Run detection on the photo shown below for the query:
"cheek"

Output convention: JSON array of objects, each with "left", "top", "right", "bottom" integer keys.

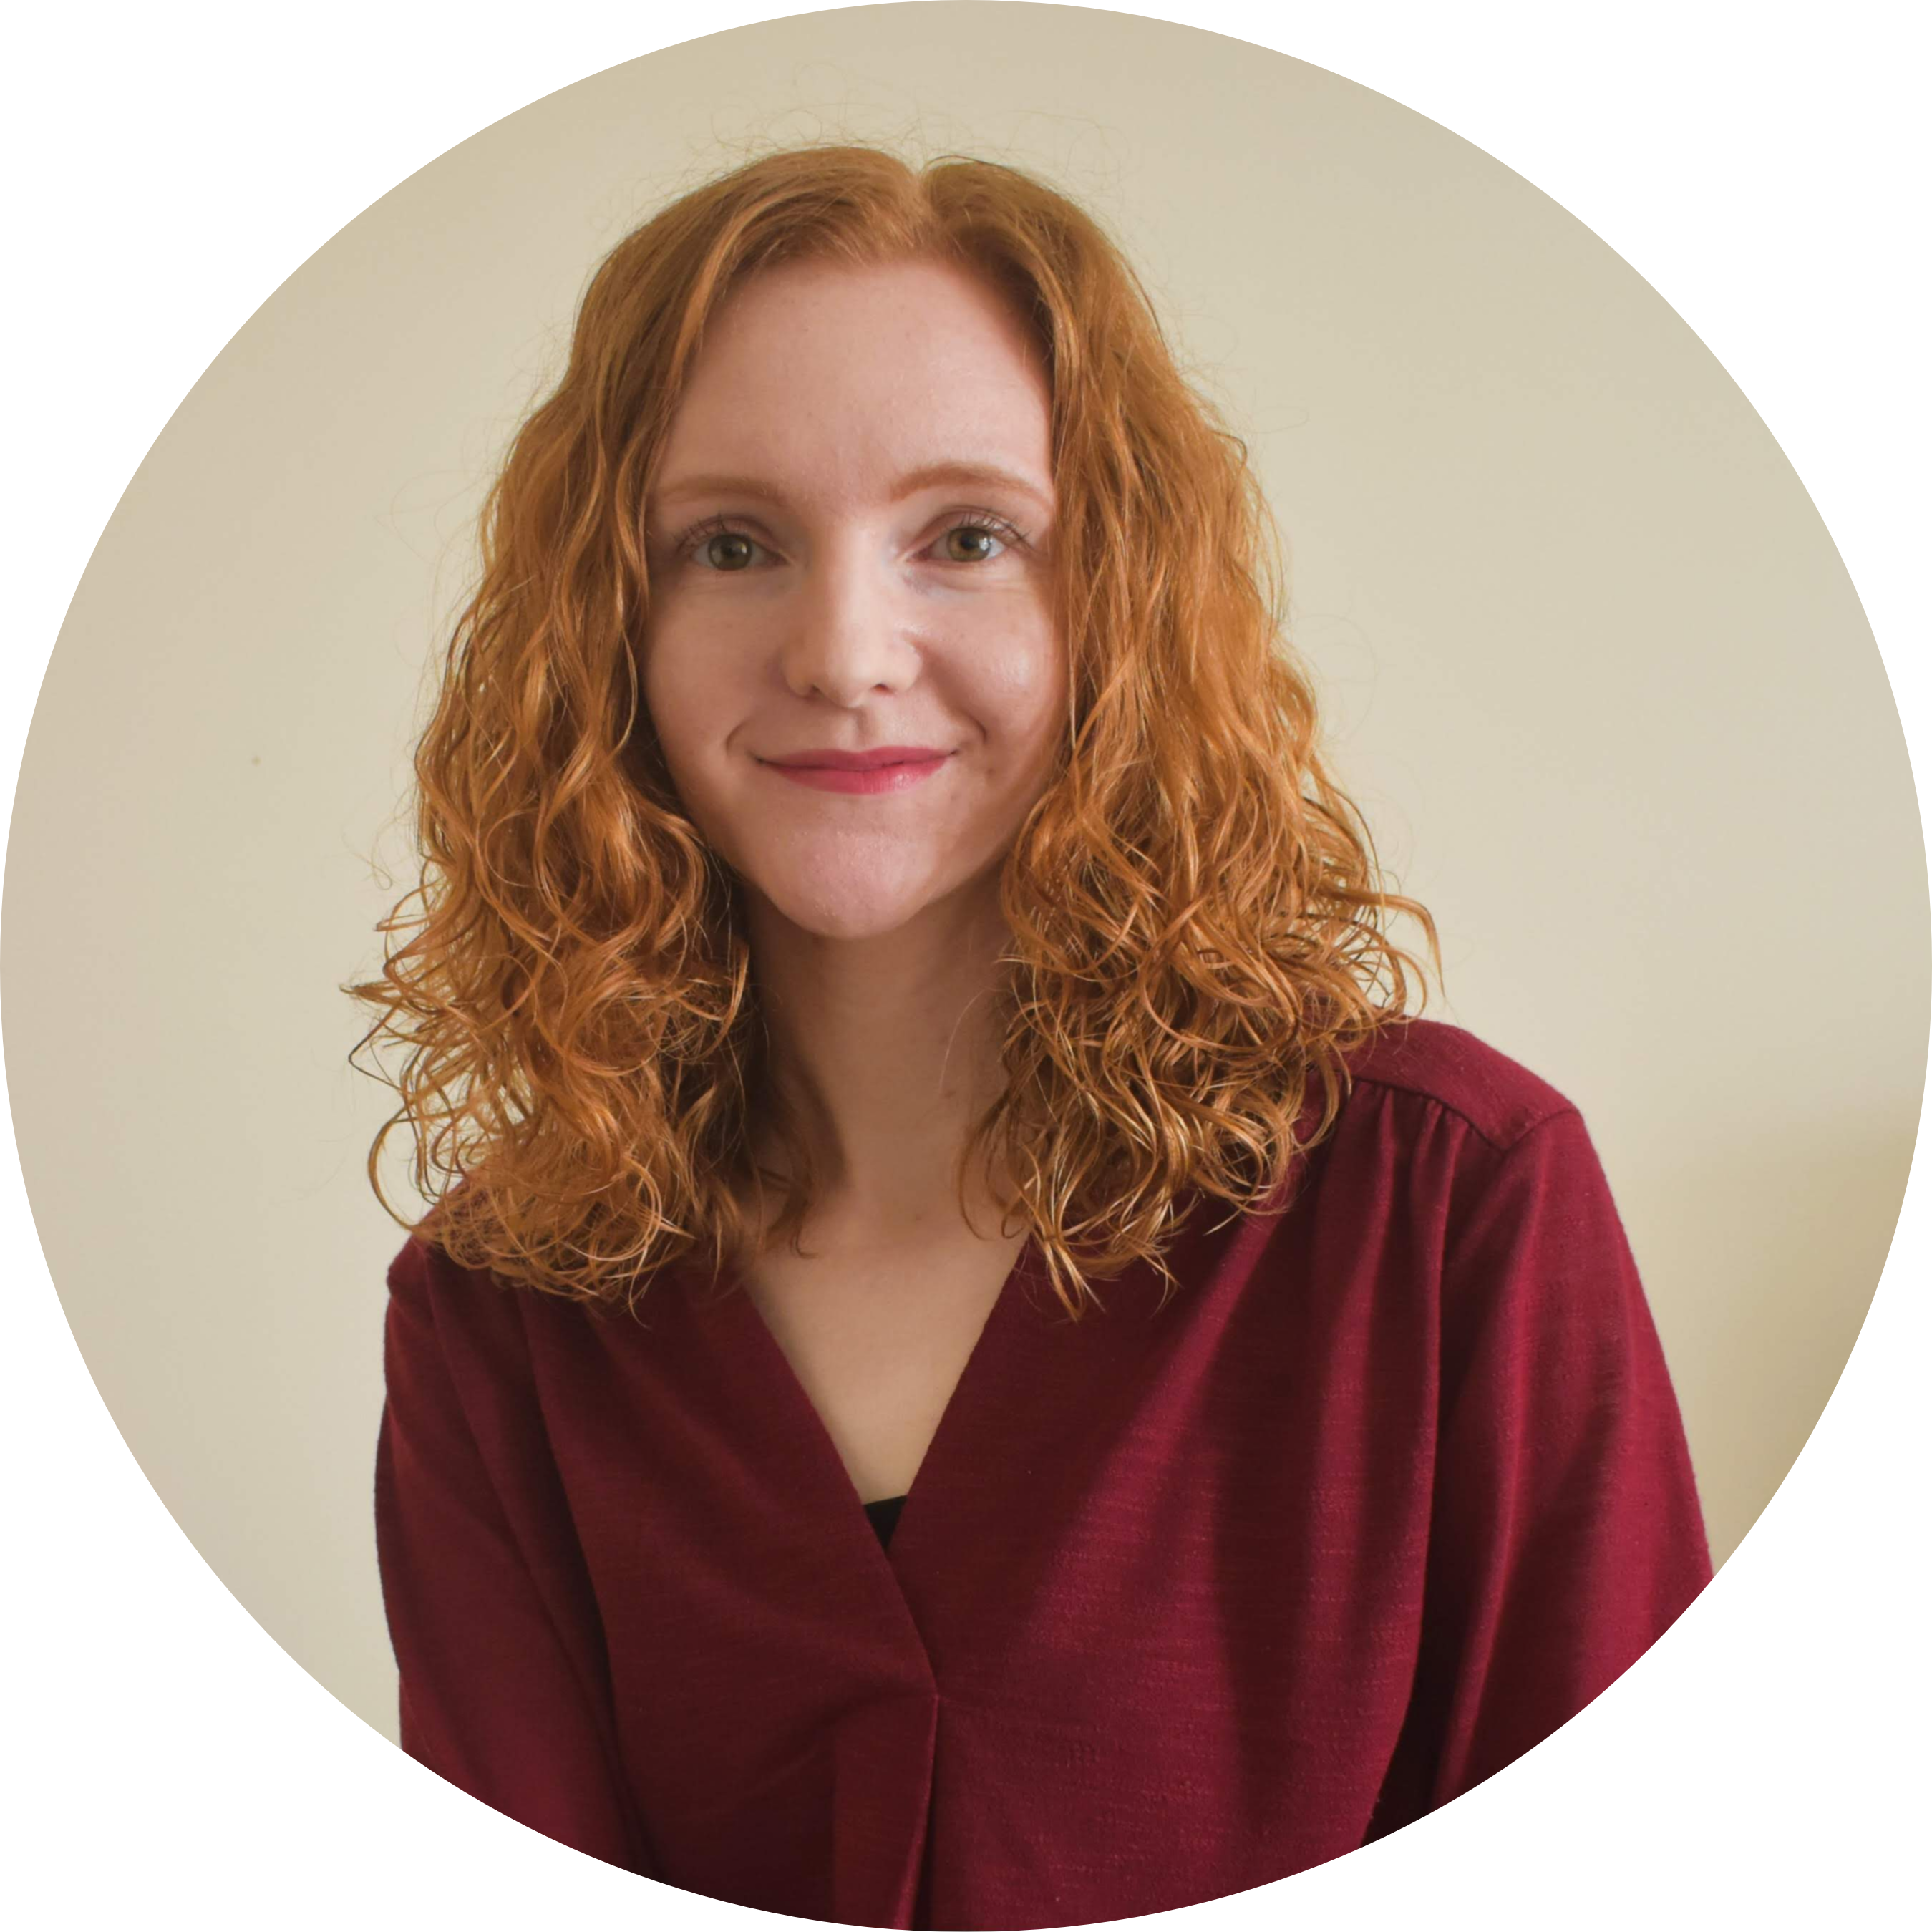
[
  {"left": 641, "top": 616, "right": 732, "bottom": 769},
  {"left": 969, "top": 609, "right": 1066, "bottom": 750}
]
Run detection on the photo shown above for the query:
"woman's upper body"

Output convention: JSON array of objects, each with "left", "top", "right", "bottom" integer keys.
[
  {"left": 359, "top": 145, "right": 1710, "bottom": 1928},
  {"left": 375, "top": 1014, "right": 1712, "bottom": 1930}
]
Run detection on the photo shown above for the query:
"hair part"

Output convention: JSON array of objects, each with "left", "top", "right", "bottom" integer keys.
[{"left": 349, "top": 141, "right": 1441, "bottom": 1319}]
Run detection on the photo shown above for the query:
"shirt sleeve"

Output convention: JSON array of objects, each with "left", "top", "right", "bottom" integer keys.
[
  {"left": 374, "top": 1237, "right": 653, "bottom": 1875},
  {"left": 1369, "top": 1105, "right": 1713, "bottom": 1835}
]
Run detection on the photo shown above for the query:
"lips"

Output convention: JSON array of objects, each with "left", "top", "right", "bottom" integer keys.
[
  {"left": 780, "top": 761, "right": 938, "bottom": 776},
  {"left": 758, "top": 746, "right": 952, "bottom": 796},
  {"left": 760, "top": 746, "right": 950, "bottom": 771}
]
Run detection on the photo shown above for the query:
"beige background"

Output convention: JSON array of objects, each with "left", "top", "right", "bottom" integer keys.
[{"left": 4, "top": 3, "right": 1923, "bottom": 1749}]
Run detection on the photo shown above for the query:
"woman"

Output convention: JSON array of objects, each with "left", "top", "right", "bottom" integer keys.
[{"left": 356, "top": 145, "right": 1709, "bottom": 1929}]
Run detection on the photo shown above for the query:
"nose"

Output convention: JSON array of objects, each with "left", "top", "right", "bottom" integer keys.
[{"left": 776, "top": 552, "right": 927, "bottom": 703}]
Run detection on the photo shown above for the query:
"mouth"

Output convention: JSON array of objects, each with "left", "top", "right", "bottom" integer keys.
[
  {"left": 753, "top": 749, "right": 950, "bottom": 788},
  {"left": 759, "top": 745, "right": 951, "bottom": 772}
]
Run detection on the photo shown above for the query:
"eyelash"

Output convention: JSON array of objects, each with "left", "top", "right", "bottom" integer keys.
[{"left": 670, "top": 510, "right": 1026, "bottom": 571}]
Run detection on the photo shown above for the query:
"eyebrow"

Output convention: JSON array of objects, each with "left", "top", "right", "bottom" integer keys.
[{"left": 649, "top": 460, "right": 1054, "bottom": 516}]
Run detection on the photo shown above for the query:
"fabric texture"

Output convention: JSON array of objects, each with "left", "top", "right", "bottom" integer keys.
[{"left": 374, "top": 1017, "right": 1712, "bottom": 1928}]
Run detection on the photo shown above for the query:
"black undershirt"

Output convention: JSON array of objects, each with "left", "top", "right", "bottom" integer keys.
[{"left": 862, "top": 1493, "right": 908, "bottom": 1548}]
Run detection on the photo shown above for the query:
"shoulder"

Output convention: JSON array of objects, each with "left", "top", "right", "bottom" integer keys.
[
  {"left": 387, "top": 1230, "right": 497, "bottom": 1309},
  {"left": 1334, "top": 1014, "right": 1578, "bottom": 1155},
  {"left": 386, "top": 1234, "right": 497, "bottom": 1339}
]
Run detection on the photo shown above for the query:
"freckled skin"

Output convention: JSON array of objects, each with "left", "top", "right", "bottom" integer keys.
[{"left": 637, "top": 256, "right": 1066, "bottom": 1220}]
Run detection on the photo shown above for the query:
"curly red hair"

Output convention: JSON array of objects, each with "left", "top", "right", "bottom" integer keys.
[{"left": 349, "top": 142, "right": 1441, "bottom": 1318}]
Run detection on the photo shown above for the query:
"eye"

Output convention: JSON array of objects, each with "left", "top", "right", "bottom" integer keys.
[
  {"left": 664, "top": 506, "right": 1027, "bottom": 571},
  {"left": 934, "top": 515, "right": 1021, "bottom": 564},
  {"left": 687, "top": 526, "right": 766, "bottom": 572}
]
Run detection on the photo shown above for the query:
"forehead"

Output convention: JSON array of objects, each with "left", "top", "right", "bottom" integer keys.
[
  {"left": 654, "top": 256, "right": 1054, "bottom": 500},
  {"left": 707, "top": 255, "right": 1035, "bottom": 361}
]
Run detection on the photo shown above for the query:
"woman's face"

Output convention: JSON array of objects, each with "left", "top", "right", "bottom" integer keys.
[{"left": 641, "top": 253, "right": 1064, "bottom": 943}]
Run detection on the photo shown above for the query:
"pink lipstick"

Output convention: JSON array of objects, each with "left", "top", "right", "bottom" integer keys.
[{"left": 758, "top": 746, "right": 952, "bottom": 796}]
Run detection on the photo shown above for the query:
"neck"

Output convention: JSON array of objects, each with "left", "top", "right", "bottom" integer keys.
[{"left": 742, "top": 883, "right": 1014, "bottom": 1241}]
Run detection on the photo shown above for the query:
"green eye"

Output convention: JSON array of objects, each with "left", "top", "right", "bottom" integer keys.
[
  {"left": 942, "top": 524, "right": 1005, "bottom": 563},
  {"left": 676, "top": 510, "right": 1027, "bottom": 568},
  {"left": 701, "top": 532, "right": 759, "bottom": 571}
]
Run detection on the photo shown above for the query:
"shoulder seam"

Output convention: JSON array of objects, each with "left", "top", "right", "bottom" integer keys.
[{"left": 1343, "top": 1066, "right": 1580, "bottom": 1156}]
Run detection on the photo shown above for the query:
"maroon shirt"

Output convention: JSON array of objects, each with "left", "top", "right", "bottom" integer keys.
[{"left": 374, "top": 1018, "right": 1711, "bottom": 1927}]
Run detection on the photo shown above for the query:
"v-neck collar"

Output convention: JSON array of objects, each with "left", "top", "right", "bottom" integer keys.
[{"left": 706, "top": 1236, "right": 1050, "bottom": 1577}]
